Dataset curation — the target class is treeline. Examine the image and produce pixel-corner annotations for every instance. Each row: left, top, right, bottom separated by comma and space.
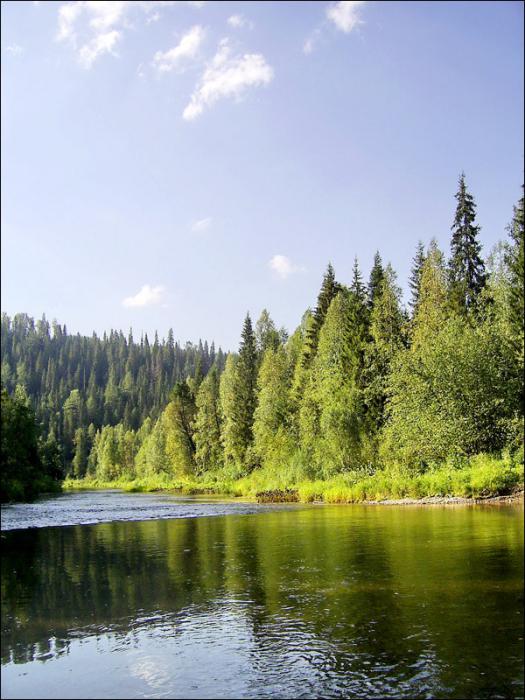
2, 175, 523, 495
81, 175, 523, 484
0, 315, 226, 469
1, 386, 62, 502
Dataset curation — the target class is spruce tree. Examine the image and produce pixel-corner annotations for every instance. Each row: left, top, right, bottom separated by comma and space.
448, 172, 486, 314
363, 264, 404, 430
409, 241, 426, 314
368, 251, 385, 310
236, 314, 258, 459
302, 263, 338, 368
506, 190, 524, 351
253, 345, 293, 465
194, 366, 223, 473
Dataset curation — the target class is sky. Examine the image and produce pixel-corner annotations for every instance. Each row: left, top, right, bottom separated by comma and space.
1, 0, 523, 351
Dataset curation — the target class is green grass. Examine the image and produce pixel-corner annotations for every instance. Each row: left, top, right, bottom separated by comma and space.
64, 453, 524, 504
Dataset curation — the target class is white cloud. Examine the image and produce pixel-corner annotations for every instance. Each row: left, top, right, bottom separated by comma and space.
152, 25, 205, 73
191, 216, 212, 232
183, 39, 273, 121
56, 1, 201, 68
4, 44, 24, 56
326, 1, 365, 33
78, 29, 120, 67
146, 11, 160, 24
57, 2, 84, 43
227, 14, 253, 30
303, 27, 323, 55
123, 284, 165, 308
269, 255, 305, 280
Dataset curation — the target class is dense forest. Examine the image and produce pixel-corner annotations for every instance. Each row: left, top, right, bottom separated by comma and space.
1, 175, 523, 501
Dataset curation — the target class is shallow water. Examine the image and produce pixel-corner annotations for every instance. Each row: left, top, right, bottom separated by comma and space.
0, 489, 300, 530
1, 491, 523, 699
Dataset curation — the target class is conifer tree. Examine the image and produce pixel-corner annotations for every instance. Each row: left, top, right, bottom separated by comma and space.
253, 346, 293, 465
364, 264, 404, 430
448, 172, 486, 314
409, 240, 426, 314
194, 366, 223, 473
300, 292, 365, 473
368, 251, 384, 310
235, 314, 258, 458
72, 426, 88, 478
301, 263, 339, 368
219, 354, 244, 465
506, 190, 524, 354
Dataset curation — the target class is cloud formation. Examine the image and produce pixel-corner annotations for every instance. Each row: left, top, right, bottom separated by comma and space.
269, 255, 305, 280
123, 284, 165, 308
183, 38, 273, 121
191, 216, 212, 232
56, 1, 203, 68
326, 1, 365, 33
152, 25, 205, 73
4, 44, 24, 56
227, 14, 253, 30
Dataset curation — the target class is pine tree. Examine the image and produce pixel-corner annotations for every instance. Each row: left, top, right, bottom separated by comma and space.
301, 263, 339, 368
350, 257, 367, 307
253, 346, 293, 466
368, 251, 384, 310
72, 426, 88, 478
300, 292, 365, 473
506, 190, 524, 352
194, 366, 223, 473
235, 314, 258, 463
409, 240, 426, 314
219, 354, 244, 464
448, 172, 486, 314
364, 264, 404, 430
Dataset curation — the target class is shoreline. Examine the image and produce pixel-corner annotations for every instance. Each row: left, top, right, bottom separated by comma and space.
61, 482, 525, 507
352, 491, 525, 506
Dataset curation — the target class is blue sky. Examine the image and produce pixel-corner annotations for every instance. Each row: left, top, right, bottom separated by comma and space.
1, 1, 523, 350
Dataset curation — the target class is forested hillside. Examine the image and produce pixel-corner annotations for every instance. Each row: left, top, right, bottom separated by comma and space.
2, 175, 523, 499
0, 317, 225, 471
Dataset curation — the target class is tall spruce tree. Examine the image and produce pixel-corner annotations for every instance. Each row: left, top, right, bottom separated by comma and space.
448, 173, 486, 314
236, 314, 258, 458
194, 366, 223, 473
368, 252, 385, 310
409, 240, 426, 314
301, 263, 339, 368
506, 190, 524, 351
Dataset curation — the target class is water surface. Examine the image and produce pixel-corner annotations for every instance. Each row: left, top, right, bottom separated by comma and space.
1, 491, 523, 698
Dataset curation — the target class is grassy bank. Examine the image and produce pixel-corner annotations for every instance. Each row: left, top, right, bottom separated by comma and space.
64, 453, 524, 504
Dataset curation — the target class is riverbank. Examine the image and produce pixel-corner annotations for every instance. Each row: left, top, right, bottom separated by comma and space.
64, 454, 524, 505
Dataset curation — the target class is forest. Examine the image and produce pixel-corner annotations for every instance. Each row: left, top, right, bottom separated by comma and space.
1, 175, 523, 503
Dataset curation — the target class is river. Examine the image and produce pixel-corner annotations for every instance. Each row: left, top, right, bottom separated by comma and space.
1, 490, 523, 698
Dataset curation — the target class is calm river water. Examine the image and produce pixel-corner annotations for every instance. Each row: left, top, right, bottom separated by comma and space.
1, 490, 523, 699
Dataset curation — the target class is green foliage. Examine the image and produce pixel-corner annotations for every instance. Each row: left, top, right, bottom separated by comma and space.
448, 172, 486, 315
383, 314, 518, 468
408, 240, 426, 314
368, 251, 385, 310
300, 292, 366, 474
4, 176, 523, 501
194, 366, 223, 473
1, 385, 63, 502
301, 263, 339, 368
253, 346, 294, 467
363, 264, 405, 436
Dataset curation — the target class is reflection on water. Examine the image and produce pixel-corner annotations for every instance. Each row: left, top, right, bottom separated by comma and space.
1, 499, 524, 698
